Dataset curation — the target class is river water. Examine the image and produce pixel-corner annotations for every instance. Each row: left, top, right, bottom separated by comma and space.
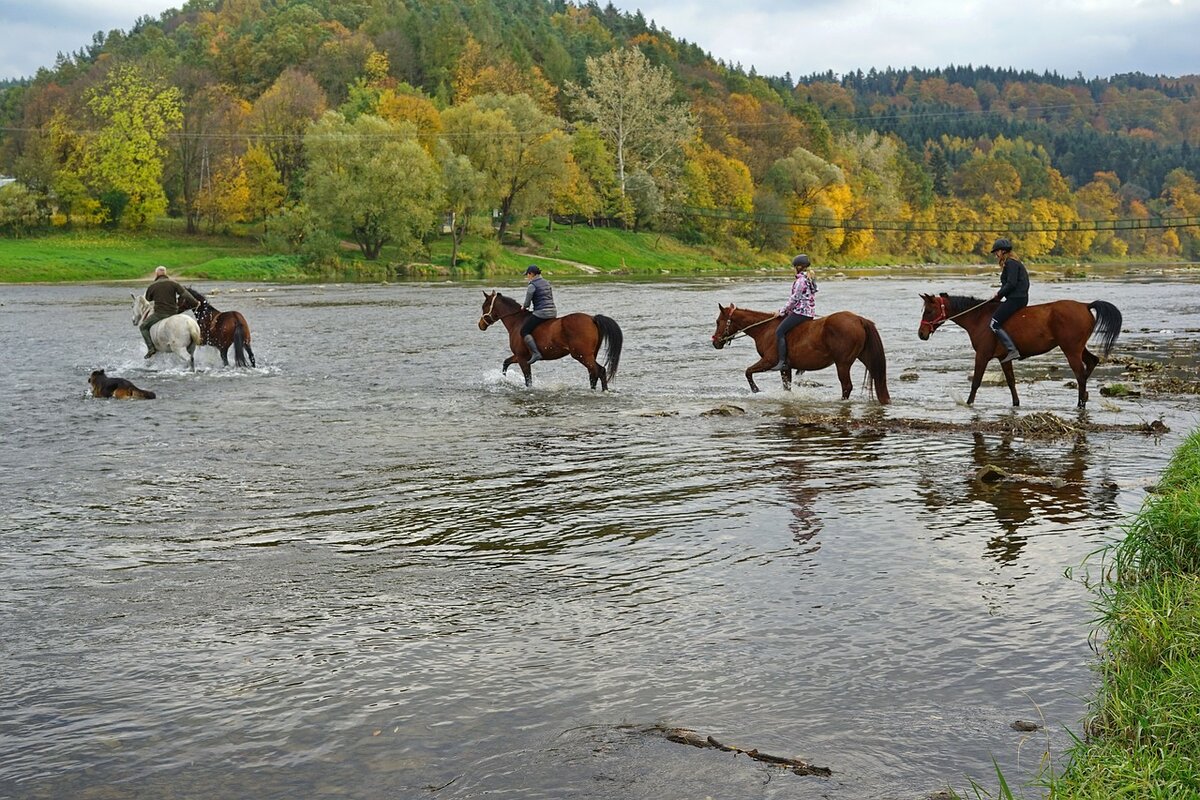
2, 273, 1199, 799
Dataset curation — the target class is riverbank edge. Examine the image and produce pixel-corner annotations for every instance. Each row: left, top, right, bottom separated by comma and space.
1053, 429, 1200, 797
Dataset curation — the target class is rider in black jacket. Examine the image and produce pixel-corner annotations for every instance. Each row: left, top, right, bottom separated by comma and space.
989, 237, 1028, 363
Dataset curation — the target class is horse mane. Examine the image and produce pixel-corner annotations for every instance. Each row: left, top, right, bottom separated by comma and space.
940, 293, 993, 314
187, 286, 208, 305
492, 292, 522, 313
729, 305, 775, 322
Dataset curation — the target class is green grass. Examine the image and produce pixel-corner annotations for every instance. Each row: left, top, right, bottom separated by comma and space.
1052, 429, 1200, 798
0, 228, 290, 283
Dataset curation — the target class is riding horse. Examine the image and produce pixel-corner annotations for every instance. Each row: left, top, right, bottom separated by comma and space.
187, 287, 256, 368
711, 304, 890, 403
478, 291, 623, 390
131, 293, 202, 370
918, 293, 1122, 408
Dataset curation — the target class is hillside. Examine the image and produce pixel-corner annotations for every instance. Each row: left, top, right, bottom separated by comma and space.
0, 0, 1198, 270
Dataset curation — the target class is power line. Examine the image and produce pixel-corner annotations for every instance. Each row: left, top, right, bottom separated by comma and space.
674, 204, 1200, 233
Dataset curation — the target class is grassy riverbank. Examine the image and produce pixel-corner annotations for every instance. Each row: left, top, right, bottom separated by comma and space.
1053, 430, 1200, 798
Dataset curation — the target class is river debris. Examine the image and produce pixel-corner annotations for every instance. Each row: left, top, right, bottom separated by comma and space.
645, 725, 832, 777
768, 409, 1167, 438
1144, 376, 1200, 395
899, 371, 920, 382
1010, 720, 1042, 732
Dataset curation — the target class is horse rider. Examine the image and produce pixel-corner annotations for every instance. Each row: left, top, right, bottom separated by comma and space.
772, 254, 817, 370
140, 265, 198, 358
520, 265, 557, 363
989, 237, 1029, 364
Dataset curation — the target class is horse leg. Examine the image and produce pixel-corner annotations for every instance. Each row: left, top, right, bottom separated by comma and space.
745, 357, 776, 393
836, 360, 853, 400
502, 355, 516, 375
1001, 360, 1020, 407
781, 367, 792, 391
187, 342, 196, 372
219, 346, 230, 367
1065, 348, 1090, 408
1082, 348, 1100, 381
575, 352, 604, 391
521, 361, 533, 388
245, 345, 256, 368
966, 352, 990, 405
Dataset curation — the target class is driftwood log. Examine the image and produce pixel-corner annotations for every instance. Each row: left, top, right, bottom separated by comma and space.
646, 725, 832, 777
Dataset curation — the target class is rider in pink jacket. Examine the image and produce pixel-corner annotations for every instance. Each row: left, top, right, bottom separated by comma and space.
772, 254, 817, 370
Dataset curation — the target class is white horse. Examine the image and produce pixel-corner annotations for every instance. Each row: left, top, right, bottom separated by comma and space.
131, 293, 202, 370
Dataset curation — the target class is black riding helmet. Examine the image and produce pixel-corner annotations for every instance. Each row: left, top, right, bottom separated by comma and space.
990, 237, 1013, 253
791, 254, 811, 270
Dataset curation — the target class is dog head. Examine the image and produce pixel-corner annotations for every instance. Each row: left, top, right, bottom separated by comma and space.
89, 369, 106, 394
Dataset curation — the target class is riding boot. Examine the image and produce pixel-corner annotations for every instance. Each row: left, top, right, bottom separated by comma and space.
771, 335, 789, 370
523, 334, 543, 364
993, 326, 1020, 363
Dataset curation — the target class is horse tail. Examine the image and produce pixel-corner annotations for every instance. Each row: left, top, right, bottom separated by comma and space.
594, 314, 623, 381
1088, 300, 1122, 358
232, 318, 249, 368
859, 317, 890, 405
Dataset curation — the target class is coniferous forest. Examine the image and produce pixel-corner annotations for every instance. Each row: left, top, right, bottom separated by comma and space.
1, 0, 1199, 264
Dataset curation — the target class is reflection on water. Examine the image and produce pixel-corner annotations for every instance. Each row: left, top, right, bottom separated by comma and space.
1, 278, 1198, 800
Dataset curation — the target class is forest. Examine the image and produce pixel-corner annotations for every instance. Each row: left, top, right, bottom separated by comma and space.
1, 0, 1198, 266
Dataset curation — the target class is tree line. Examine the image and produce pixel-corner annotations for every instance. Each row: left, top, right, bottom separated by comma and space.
1, 0, 1198, 263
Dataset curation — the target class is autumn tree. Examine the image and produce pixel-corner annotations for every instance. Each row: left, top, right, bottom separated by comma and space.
303, 112, 441, 261
569, 47, 694, 197
243, 145, 286, 230
250, 68, 328, 195
84, 64, 182, 229
436, 142, 487, 268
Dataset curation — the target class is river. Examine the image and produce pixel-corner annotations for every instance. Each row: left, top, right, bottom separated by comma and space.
2, 272, 1198, 799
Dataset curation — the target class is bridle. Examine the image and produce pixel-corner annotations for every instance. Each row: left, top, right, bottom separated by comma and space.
713, 303, 775, 346
479, 293, 521, 328
920, 296, 991, 336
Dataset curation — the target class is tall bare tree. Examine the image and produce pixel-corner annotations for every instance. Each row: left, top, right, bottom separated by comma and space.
568, 47, 694, 198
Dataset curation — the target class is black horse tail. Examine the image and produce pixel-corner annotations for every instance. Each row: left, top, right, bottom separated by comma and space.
859, 317, 890, 405
233, 319, 248, 367
594, 314, 623, 382
1088, 300, 1122, 358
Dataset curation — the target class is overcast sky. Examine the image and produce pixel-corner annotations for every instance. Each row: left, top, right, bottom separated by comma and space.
2, 0, 1197, 82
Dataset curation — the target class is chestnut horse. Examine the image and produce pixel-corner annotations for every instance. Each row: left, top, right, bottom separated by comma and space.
711, 304, 890, 403
478, 291, 622, 390
917, 293, 1121, 408
187, 287, 256, 368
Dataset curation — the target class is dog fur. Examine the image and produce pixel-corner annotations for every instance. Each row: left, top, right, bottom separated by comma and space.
89, 369, 156, 400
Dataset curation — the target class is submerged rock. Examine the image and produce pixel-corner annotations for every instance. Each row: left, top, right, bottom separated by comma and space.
1010, 720, 1042, 732
702, 404, 746, 417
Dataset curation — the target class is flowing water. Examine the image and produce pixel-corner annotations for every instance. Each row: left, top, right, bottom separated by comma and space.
3, 273, 1199, 799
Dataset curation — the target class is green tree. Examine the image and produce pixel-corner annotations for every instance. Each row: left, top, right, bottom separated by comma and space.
440, 93, 570, 240
303, 112, 441, 261
84, 64, 182, 229
568, 47, 694, 197
0, 182, 44, 236
437, 142, 487, 267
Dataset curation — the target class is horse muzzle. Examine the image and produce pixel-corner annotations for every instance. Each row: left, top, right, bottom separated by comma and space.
477, 318, 489, 331
711, 336, 725, 350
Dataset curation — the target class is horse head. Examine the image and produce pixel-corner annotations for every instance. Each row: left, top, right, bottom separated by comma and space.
478, 291, 517, 331
918, 293, 949, 340
130, 293, 151, 326
711, 303, 737, 349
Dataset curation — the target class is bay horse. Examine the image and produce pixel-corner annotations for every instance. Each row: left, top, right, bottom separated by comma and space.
711, 304, 890, 403
918, 293, 1122, 408
131, 293, 201, 370
478, 291, 622, 390
187, 287, 256, 368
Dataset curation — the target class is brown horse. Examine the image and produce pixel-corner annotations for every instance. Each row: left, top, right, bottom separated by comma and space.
188, 287, 256, 368
711, 304, 890, 403
917, 293, 1122, 408
478, 291, 623, 390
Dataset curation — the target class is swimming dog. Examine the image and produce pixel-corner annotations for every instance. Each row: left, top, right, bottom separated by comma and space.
89, 369, 156, 399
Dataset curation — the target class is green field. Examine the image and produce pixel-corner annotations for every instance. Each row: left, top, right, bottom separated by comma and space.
0, 230, 299, 283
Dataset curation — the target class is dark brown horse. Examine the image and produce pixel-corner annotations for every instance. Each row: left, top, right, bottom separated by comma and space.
188, 287, 256, 368
711, 304, 890, 403
918, 293, 1121, 408
478, 291, 622, 390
